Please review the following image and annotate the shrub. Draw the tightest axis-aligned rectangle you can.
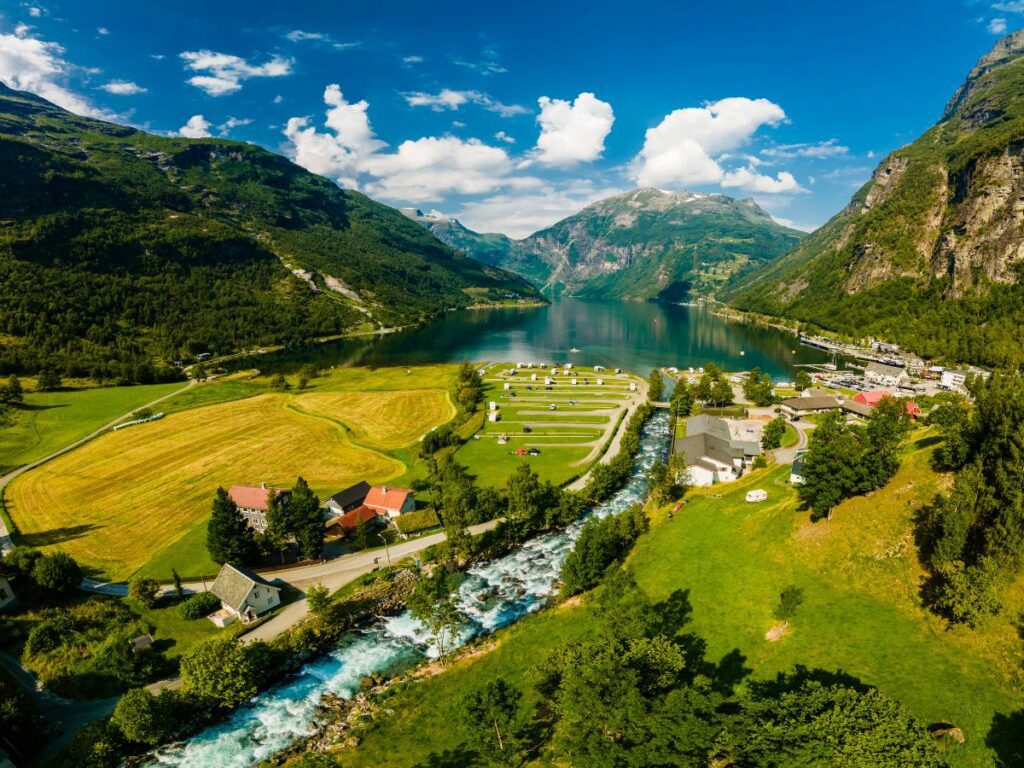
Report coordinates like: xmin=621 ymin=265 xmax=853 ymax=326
xmin=3 ymin=546 xmax=40 ymax=575
xmin=179 ymin=591 xmax=221 ymax=620
xmin=394 ymin=508 xmax=442 ymax=535
xmin=128 ymin=577 xmax=160 ymax=608
xmin=32 ymin=552 xmax=82 ymax=592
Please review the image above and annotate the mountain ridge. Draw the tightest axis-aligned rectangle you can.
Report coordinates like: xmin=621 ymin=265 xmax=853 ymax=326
xmin=0 ymin=81 xmax=540 ymax=380
xmin=405 ymin=187 xmax=805 ymax=301
xmin=726 ymin=31 xmax=1024 ymax=368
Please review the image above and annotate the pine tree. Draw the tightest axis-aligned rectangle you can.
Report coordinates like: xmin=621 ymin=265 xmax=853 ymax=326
xmin=206 ymin=487 xmax=257 ymax=565
xmin=263 ymin=490 xmax=288 ymax=564
xmin=290 ymin=477 xmax=324 ymax=560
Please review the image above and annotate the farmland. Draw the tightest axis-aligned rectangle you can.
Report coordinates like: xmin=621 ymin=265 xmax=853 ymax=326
xmin=5 ymin=366 xmax=460 ymax=581
xmin=0 ymin=381 xmax=186 ymax=473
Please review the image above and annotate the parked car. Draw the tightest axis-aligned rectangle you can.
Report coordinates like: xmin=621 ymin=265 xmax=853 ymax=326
xmin=527 ymin=448 xmax=540 ymax=456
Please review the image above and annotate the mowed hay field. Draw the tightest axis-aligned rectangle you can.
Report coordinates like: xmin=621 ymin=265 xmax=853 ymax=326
xmin=293 ymin=390 xmax=455 ymax=450
xmin=7 ymin=375 xmax=457 ymax=580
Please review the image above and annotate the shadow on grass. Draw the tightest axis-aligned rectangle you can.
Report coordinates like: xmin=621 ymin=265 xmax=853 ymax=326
xmin=747 ymin=665 xmax=870 ymax=699
xmin=11 ymin=402 xmax=68 ymax=412
xmin=18 ymin=523 xmax=103 ymax=547
xmin=986 ymin=709 xmax=1024 ymax=767
xmin=413 ymin=747 xmax=479 ymax=768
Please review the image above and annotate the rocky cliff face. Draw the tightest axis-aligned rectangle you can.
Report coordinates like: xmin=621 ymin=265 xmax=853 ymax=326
xmin=406 ymin=189 xmax=803 ymax=301
xmin=727 ymin=32 xmax=1024 ymax=367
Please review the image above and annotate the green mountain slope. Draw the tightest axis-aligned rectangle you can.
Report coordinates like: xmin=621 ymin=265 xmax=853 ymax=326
xmin=728 ymin=31 xmax=1024 ymax=368
xmin=0 ymin=83 xmax=540 ymax=381
xmin=404 ymin=188 xmax=804 ymax=301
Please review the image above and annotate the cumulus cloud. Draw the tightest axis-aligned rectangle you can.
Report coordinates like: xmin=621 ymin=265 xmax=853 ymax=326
xmin=97 ymin=27 xmax=109 ymax=35
xmin=218 ymin=116 xmax=251 ymax=134
xmin=284 ymin=83 xmax=527 ymax=203
xmin=989 ymin=17 xmax=1009 ymax=33
xmin=402 ymin=55 xmax=424 ymax=64
xmin=455 ymin=180 xmax=624 ymax=239
xmin=632 ymin=97 xmax=789 ymax=189
xmin=100 ymin=79 xmax=146 ymax=95
xmin=26 ymin=6 xmax=43 ymax=18
xmin=178 ymin=114 xmax=212 ymax=138
xmin=761 ymin=138 xmax=848 ymax=159
xmin=525 ymin=92 xmax=614 ymax=167
xmin=403 ymin=88 xmax=529 ymax=116
xmin=495 ymin=130 xmax=515 ymax=144
xmin=285 ymin=30 xmax=325 ymax=42
xmin=0 ymin=26 xmax=116 ymax=118
xmin=180 ymin=50 xmax=293 ymax=96
xmin=721 ymin=167 xmax=805 ymax=194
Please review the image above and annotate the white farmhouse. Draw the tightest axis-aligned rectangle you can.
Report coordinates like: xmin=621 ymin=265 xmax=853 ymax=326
xmin=864 ymin=362 xmax=911 ymax=388
xmin=209 ymin=563 xmax=282 ymax=626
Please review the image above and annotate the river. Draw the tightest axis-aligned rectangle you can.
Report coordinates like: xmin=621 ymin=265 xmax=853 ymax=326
xmin=145 ymin=409 xmax=671 ymax=768
xmin=231 ymin=299 xmax=835 ymax=379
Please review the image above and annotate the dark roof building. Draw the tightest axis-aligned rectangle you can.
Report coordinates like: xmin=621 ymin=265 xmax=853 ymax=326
xmin=211 ymin=563 xmax=281 ymax=615
xmin=325 ymin=481 xmax=372 ymax=515
xmin=780 ymin=395 xmax=841 ymax=414
xmin=674 ymin=414 xmax=761 ymax=466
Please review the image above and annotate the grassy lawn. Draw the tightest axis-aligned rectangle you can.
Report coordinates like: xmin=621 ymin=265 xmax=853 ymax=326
xmin=123 ymin=594 xmax=242 ymax=659
xmin=780 ymin=421 xmax=799 ymax=447
xmin=0 ymin=382 xmax=185 ymax=473
xmin=328 ymin=429 xmax=1023 ymax=768
xmin=335 ymin=600 xmax=600 ymax=768
xmin=454 ymin=365 xmax=642 ymax=488
xmin=630 ymin=434 xmax=1024 ymax=768
xmin=7 ymin=365 xmax=461 ymax=581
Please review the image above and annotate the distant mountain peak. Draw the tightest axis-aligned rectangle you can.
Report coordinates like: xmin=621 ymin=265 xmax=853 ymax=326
xmin=943 ymin=29 xmax=1024 ymax=121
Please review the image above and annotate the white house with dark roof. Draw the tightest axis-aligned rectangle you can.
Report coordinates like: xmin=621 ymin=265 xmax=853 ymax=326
xmin=208 ymin=563 xmax=282 ymax=626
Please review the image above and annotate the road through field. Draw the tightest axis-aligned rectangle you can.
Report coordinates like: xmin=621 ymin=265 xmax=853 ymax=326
xmin=0 ymin=380 xmax=195 ymax=555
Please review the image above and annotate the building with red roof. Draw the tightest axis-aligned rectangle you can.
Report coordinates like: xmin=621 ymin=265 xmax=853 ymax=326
xmin=228 ymin=484 xmax=291 ymax=533
xmin=905 ymin=401 xmax=922 ymax=420
xmin=364 ymin=485 xmax=415 ymax=518
xmin=853 ymin=390 xmax=891 ymax=407
xmin=329 ymin=505 xmax=384 ymax=536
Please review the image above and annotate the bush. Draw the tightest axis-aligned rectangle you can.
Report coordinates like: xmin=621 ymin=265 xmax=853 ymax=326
xmin=394 ymin=508 xmax=442 ymax=535
xmin=179 ymin=591 xmax=222 ymax=620
xmin=111 ymin=687 xmax=184 ymax=745
xmin=3 ymin=546 xmax=40 ymax=575
xmin=32 ymin=552 xmax=82 ymax=592
xmin=128 ymin=577 xmax=160 ymax=608
xmin=560 ymin=505 xmax=649 ymax=597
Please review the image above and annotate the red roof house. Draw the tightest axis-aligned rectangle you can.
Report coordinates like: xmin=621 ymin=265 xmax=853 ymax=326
xmin=330 ymin=505 xmax=383 ymax=536
xmin=905 ymin=401 xmax=922 ymax=419
xmin=228 ymin=484 xmax=291 ymax=533
xmin=853 ymin=390 xmax=891 ymax=407
xmin=363 ymin=486 xmax=415 ymax=518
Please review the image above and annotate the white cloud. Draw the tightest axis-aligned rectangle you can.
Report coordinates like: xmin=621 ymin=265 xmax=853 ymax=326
xmin=179 ymin=50 xmax=293 ymax=96
xmin=273 ymin=94 xmax=283 ymax=104
xmin=455 ymin=180 xmax=624 ymax=238
xmin=993 ymin=2 xmax=1024 ymax=13
xmin=632 ymin=97 xmax=788 ymax=188
xmin=218 ymin=116 xmax=251 ymax=134
xmin=285 ymin=30 xmax=325 ymax=42
xmin=26 ymin=7 xmax=43 ymax=18
xmin=762 ymin=138 xmax=848 ymax=159
xmin=0 ymin=27 xmax=116 ymax=119
xmin=178 ymin=114 xmax=212 ymax=138
xmin=403 ymin=88 xmax=529 ymax=117
xmin=769 ymin=215 xmax=817 ymax=233
xmin=97 ymin=27 xmax=109 ymax=35
xmin=526 ymin=92 xmax=614 ymax=167
xmin=495 ymin=130 xmax=515 ymax=144
xmin=988 ymin=17 xmax=1008 ymax=33
xmin=283 ymin=83 xmax=526 ymax=203
xmin=452 ymin=120 xmax=466 ymax=128
xmin=402 ymin=55 xmax=423 ymax=64
xmin=100 ymin=79 xmax=146 ymax=95
xmin=14 ymin=22 xmax=31 ymax=37
xmin=721 ymin=166 xmax=805 ymax=194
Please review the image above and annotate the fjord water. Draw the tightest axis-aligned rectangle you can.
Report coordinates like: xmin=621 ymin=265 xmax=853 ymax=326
xmin=243 ymin=299 xmax=831 ymax=378
xmin=146 ymin=410 xmax=671 ymax=768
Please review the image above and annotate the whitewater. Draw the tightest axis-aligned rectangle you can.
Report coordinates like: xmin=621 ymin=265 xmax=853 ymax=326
xmin=145 ymin=409 xmax=670 ymax=767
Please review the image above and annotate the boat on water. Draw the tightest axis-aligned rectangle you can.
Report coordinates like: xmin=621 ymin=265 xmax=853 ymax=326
xmin=569 ymin=347 xmax=581 ymax=353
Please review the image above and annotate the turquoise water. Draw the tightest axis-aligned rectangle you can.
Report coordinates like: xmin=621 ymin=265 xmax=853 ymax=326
xmin=233 ymin=299 xmax=832 ymax=379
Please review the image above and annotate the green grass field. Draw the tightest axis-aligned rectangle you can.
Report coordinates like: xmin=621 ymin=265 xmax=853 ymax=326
xmin=0 ymin=382 xmax=185 ymax=473
xmin=454 ymin=364 xmax=641 ymax=488
xmin=327 ymin=430 xmax=1024 ymax=768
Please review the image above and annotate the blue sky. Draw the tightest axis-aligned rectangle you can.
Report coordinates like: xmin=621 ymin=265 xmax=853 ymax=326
xmin=0 ymin=0 xmax=1017 ymax=236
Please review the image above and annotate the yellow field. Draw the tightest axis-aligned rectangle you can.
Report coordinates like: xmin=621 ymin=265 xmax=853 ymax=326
xmin=6 ymin=385 xmax=454 ymax=579
xmin=294 ymin=390 xmax=455 ymax=450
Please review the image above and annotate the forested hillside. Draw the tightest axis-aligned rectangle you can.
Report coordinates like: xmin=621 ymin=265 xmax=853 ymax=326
xmin=0 ymin=83 xmax=539 ymax=382
xmin=728 ymin=31 xmax=1024 ymax=368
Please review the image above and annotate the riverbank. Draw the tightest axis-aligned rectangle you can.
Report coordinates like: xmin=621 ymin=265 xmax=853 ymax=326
xmin=126 ymin=409 xmax=669 ymax=768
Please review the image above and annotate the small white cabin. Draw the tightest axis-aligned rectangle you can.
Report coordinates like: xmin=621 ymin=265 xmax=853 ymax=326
xmin=745 ymin=489 xmax=768 ymax=503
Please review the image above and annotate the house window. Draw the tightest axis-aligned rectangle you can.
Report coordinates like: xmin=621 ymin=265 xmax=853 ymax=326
xmin=254 ymin=589 xmax=260 ymax=598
